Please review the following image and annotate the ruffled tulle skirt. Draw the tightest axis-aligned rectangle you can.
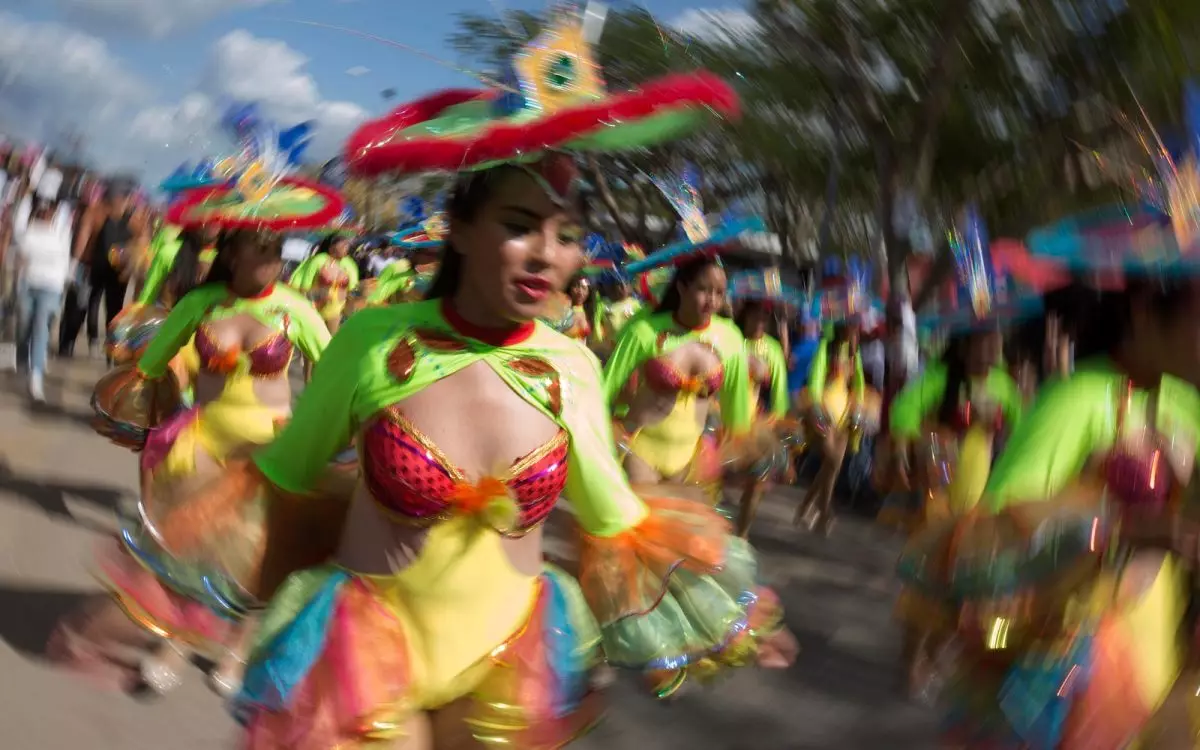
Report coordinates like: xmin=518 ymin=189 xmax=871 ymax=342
xmin=100 ymin=376 xmax=290 ymax=649
xmin=237 ymin=564 xmax=601 ymax=750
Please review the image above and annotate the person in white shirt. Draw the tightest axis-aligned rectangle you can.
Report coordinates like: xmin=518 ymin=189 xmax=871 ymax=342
xmin=14 ymin=196 xmax=73 ymax=401
xmin=367 ymin=245 xmax=398 ymax=277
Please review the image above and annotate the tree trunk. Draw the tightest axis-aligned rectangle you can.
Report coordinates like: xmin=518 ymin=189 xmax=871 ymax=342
xmin=585 ymin=156 xmax=635 ymax=243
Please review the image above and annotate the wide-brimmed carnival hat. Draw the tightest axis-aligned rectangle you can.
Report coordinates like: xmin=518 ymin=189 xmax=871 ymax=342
xmin=1027 ymin=81 xmax=1200 ymax=278
xmin=810 ymin=256 xmax=881 ymax=325
xmin=918 ymin=206 xmax=1051 ymax=333
xmin=343 ymin=2 xmax=738 ymax=202
xmin=390 ymin=193 xmax=448 ymax=251
xmin=168 ymin=103 xmax=345 ymax=232
xmin=727 ymin=267 xmax=808 ymax=313
xmin=159 ymin=159 xmax=223 ymax=197
xmin=623 ymin=164 xmax=766 ymax=277
xmin=583 ymin=234 xmax=645 ymax=284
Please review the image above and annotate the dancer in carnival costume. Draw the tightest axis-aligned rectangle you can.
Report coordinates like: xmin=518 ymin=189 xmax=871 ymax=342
xmin=291 ymin=216 xmax=362 ymax=335
xmin=603 ymin=166 xmax=767 ymax=503
xmin=583 ymin=237 xmax=644 ymax=360
xmin=142 ymin=9 xmax=795 ymax=747
xmin=369 ymin=208 xmax=447 ymax=304
xmin=137 ymin=159 xmax=225 ymax=307
xmin=726 ymin=266 xmax=803 ymax=538
xmin=793 ymin=257 xmax=883 ymax=536
xmin=880 ymin=208 xmax=1033 ymax=699
xmin=897 ymin=81 xmax=1200 ymax=747
xmin=50 ymin=110 xmax=342 ymax=698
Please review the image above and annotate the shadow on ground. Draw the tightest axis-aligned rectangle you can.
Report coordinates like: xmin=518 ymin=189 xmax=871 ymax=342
xmin=0 ymin=582 xmax=94 ymax=659
xmin=0 ymin=460 xmax=125 ymax=530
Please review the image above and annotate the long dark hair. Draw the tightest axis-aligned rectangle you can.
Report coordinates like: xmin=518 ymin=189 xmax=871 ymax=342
xmin=199 ymin=229 xmax=240 ymax=287
xmin=1053 ymin=278 xmax=1190 ymax=362
xmin=654 ymin=256 xmax=723 ymax=314
xmin=163 ymin=228 xmax=208 ymax=302
xmin=936 ymin=333 xmax=970 ymax=426
xmin=316 ymin=232 xmax=343 ymax=258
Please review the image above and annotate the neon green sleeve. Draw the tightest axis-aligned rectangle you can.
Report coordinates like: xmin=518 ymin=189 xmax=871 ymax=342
xmin=601 ymin=317 xmax=657 ymax=406
xmin=368 ymin=264 xmax=413 ymax=304
xmin=340 ymin=257 xmax=361 ymax=292
xmin=291 ymin=255 xmax=322 ymax=291
xmin=985 ymin=374 xmax=1108 ymax=510
xmin=135 ymin=286 xmax=220 ymax=378
xmin=137 ymin=232 xmax=180 ymax=306
xmin=563 ymin=343 xmax=649 ymax=536
xmin=282 ymin=292 xmax=333 ymax=363
xmin=807 ymin=339 xmax=829 ymax=394
xmin=853 ymin=352 xmax=866 ymax=400
xmin=989 ymin=368 xmax=1025 ymax=433
xmin=255 ymin=311 xmax=367 ymax=494
xmin=764 ymin=337 xmax=789 ymax=419
xmin=719 ymin=345 xmax=753 ymax=435
xmin=889 ymin=363 xmax=948 ymax=439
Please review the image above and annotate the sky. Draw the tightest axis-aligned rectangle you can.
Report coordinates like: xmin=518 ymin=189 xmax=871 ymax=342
xmin=0 ymin=0 xmax=755 ymax=185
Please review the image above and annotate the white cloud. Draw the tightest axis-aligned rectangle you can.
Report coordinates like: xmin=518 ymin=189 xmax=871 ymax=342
xmin=346 ymin=66 xmax=370 ymax=77
xmin=671 ymin=8 xmax=761 ymax=46
xmin=0 ymin=15 xmax=366 ymax=185
xmin=16 ymin=0 xmax=274 ymax=38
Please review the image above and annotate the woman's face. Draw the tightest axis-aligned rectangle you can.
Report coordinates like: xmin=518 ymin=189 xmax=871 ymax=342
xmin=330 ymin=237 xmax=350 ymax=259
xmin=452 ymin=170 xmax=584 ymax=323
xmin=741 ymin=304 xmax=768 ymax=339
xmin=569 ymin=278 xmax=590 ymax=306
xmin=678 ymin=264 xmax=727 ymax=324
xmin=230 ymin=233 xmax=283 ymax=292
xmin=965 ymin=330 xmax=1002 ymax=375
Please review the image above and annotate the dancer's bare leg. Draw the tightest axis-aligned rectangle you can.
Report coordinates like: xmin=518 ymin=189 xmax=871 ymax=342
xmin=209 ymin=615 xmax=256 ymax=698
xmin=736 ymin=477 xmax=764 ymax=538
xmin=47 ymin=595 xmax=156 ymax=688
xmin=795 ymin=430 xmax=848 ymax=532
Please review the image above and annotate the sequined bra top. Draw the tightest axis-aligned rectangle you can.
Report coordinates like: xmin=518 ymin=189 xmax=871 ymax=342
xmin=1103 ymin=382 xmax=1177 ymax=512
xmin=194 ymin=323 xmax=294 ymax=377
xmin=317 ymin=263 xmax=351 ymax=289
xmin=361 ymin=408 xmax=570 ymax=536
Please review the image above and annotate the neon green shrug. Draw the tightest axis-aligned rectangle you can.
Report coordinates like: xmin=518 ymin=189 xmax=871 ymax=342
xmin=888 ymin=362 xmax=1024 ymax=440
xmin=985 ymin=358 xmax=1200 ymax=511
xmin=601 ymin=312 xmax=752 ymax=436
xmin=745 ymin=334 xmax=789 ymax=419
xmin=254 ymin=299 xmax=652 ymax=537
xmin=136 ymin=283 xmax=331 ymax=379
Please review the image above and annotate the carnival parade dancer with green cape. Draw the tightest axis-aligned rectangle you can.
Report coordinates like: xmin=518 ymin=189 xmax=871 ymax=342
xmin=126 ymin=8 xmax=796 ymax=747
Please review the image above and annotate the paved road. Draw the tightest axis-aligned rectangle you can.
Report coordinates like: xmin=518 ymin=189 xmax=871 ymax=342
xmin=0 ymin=357 xmax=935 ymax=749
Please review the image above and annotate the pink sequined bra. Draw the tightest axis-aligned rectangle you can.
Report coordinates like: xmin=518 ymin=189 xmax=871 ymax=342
xmin=1103 ymin=381 xmax=1177 ymax=512
xmin=642 ymin=357 xmax=724 ymax=397
xmin=194 ymin=323 xmax=294 ymax=377
xmin=360 ymin=407 xmax=570 ymax=535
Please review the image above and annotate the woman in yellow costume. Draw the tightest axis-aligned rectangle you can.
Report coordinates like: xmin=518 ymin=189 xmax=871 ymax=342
xmin=882 ymin=208 xmax=1032 ymax=698
xmin=897 ymin=85 xmax=1200 ymax=747
xmin=292 ymin=230 xmax=360 ymax=334
xmin=583 ymin=238 xmax=644 ymax=360
xmin=725 ymin=267 xmax=798 ymax=538
xmin=795 ymin=257 xmax=882 ymax=536
xmin=51 ymin=109 xmax=340 ymax=698
xmin=136 ymin=12 xmax=796 ymax=747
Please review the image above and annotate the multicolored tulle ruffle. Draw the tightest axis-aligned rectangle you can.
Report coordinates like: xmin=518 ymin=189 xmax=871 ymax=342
xmin=236 ymin=565 xmax=601 ymax=750
xmin=578 ymin=495 xmax=783 ymax=694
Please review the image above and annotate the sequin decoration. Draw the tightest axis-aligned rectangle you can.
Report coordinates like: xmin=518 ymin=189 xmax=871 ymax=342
xmin=509 ymin=6 xmax=606 ymax=116
xmin=508 ymin=356 xmax=563 ymax=417
xmin=386 ymin=336 xmax=417 ymax=383
xmin=413 ymin=328 xmax=466 ymax=352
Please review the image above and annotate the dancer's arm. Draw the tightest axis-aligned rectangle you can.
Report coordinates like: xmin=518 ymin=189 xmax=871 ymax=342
xmin=281 ymin=291 xmax=334 ymax=364
xmin=764 ymin=337 xmax=790 ymax=419
xmin=718 ymin=344 xmax=752 ymax=435
xmin=135 ymin=285 xmax=222 ymax=378
xmin=601 ymin=317 xmax=656 ymax=407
